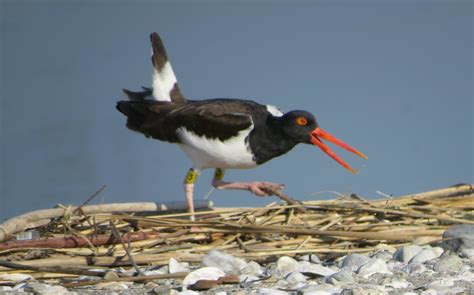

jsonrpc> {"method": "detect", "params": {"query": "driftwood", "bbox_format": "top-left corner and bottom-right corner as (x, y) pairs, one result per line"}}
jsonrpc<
(0, 200), (212, 242)
(0, 184), (471, 286)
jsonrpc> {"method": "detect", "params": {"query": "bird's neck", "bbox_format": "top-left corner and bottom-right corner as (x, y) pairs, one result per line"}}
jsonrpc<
(248, 116), (299, 165)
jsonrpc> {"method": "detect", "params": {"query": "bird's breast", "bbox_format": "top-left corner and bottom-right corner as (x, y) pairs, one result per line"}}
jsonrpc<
(177, 126), (257, 170)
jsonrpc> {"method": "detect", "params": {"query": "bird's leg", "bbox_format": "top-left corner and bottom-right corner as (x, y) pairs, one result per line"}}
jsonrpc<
(183, 168), (200, 221)
(211, 168), (284, 196)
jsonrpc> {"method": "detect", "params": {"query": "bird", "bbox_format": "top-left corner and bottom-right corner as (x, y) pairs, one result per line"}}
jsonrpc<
(117, 32), (368, 219)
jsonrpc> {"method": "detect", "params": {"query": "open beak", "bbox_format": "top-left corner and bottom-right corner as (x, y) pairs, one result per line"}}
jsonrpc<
(310, 127), (368, 174)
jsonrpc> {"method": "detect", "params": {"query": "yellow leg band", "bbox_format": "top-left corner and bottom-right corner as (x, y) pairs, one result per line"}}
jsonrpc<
(184, 168), (199, 184)
(214, 168), (225, 181)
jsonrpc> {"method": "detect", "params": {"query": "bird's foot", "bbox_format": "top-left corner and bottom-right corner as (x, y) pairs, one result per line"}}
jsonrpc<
(248, 181), (285, 196)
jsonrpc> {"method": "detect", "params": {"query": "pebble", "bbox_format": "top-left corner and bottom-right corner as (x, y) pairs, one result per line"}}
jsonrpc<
(343, 284), (387, 295)
(409, 248), (440, 264)
(257, 287), (289, 295)
(24, 282), (69, 294)
(372, 250), (393, 262)
(178, 290), (200, 295)
(420, 289), (438, 295)
(387, 279), (410, 289)
(0, 273), (34, 282)
(202, 250), (247, 274)
(325, 268), (354, 285)
(300, 283), (341, 294)
(393, 245), (423, 263)
(169, 257), (190, 273)
(182, 266), (225, 287)
(103, 270), (120, 280)
(285, 271), (307, 285)
(460, 248), (474, 259)
(299, 254), (321, 263)
(341, 253), (370, 270)
(241, 260), (263, 276)
(95, 281), (132, 291)
(275, 256), (300, 276)
(299, 261), (337, 277)
(433, 254), (463, 272)
(441, 223), (474, 252)
(357, 258), (392, 278)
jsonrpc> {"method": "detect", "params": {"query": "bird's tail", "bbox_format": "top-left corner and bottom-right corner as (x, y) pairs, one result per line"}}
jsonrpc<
(149, 32), (186, 103)
(116, 100), (152, 133)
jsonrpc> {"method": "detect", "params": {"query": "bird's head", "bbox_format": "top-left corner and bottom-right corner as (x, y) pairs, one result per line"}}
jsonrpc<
(280, 110), (368, 174)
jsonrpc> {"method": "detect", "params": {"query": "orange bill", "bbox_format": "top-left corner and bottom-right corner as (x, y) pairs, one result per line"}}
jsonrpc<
(310, 127), (368, 174)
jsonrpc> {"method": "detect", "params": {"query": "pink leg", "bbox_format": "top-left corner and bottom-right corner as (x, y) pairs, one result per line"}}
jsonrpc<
(211, 168), (284, 196)
(183, 168), (200, 221)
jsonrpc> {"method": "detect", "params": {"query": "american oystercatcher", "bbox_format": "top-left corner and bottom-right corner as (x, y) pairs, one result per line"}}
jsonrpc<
(117, 33), (367, 219)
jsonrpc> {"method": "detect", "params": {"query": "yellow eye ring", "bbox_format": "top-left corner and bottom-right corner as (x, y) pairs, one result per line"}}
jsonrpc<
(295, 117), (308, 126)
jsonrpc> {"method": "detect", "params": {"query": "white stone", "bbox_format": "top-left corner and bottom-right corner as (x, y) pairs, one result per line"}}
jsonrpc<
(0, 273), (34, 282)
(299, 261), (337, 277)
(420, 289), (438, 295)
(393, 245), (423, 263)
(357, 258), (392, 278)
(178, 291), (200, 295)
(276, 256), (300, 276)
(241, 261), (263, 276)
(202, 250), (247, 274)
(285, 271), (307, 285)
(257, 287), (289, 295)
(387, 280), (410, 289)
(409, 249), (440, 264)
(341, 253), (371, 270)
(460, 248), (474, 258)
(169, 257), (190, 273)
(182, 267), (225, 287)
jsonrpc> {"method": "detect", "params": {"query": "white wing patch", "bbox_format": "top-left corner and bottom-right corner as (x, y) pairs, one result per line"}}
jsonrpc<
(152, 61), (177, 102)
(266, 105), (283, 117)
(177, 126), (257, 170)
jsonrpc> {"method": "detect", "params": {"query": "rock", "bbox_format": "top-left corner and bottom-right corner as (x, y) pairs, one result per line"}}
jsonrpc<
(441, 224), (474, 252)
(433, 254), (463, 272)
(300, 283), (341, 294)
(24, 282), (69, 294)
(403, 262), (427, 274)
(95, 281), (132, 291)
(460, 248), (474, 258)
(341, 253), (370, 270)
(202, 250), (247, 274)
(420, 290), (438, 295)
(299, 254), (321, 263)
(144, 265), (169, 275)
(393, 245), (423, 263)
(169, 258), (190, 273)
(214, 292), (227, 295)
(409, 249), (440, 264)
(257, 288), (289, 295)
(0, 286), (12, 292)
(342, 284), (387, 295)
(275, 256), (300, 276)
(299, 261), (337, 277)
(387, 279), (410, 289)
(240, 261), (263, 276)
(427, 277), (455, 289)
(178, 291), (200, 295)
(103, 270), (120, 280)
(182, 267), (225, 288)
(372, 250), (393, 262)
(285, 271), (307, 285)
(431, 246), (444, 257)
(325, 268), (354, 285)
(357, 258), (392, 278)
(0, 273), (34, 282)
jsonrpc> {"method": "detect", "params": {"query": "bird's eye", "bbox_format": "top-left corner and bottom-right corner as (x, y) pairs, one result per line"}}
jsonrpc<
(295, 117), (308, 126)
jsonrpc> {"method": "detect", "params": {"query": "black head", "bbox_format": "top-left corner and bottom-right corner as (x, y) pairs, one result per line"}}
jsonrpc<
(277, 110), (368, 174)
(279, 110), (318, 144)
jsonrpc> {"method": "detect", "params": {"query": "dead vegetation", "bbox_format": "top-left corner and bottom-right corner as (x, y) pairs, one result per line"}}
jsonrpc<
(0, 184), (472, 286)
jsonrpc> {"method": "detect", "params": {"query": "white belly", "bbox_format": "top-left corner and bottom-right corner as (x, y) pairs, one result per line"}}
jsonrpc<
(177, 126), (257, 170)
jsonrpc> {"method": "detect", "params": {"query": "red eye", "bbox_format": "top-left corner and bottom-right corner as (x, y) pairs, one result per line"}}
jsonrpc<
(295, 117), (308, 126)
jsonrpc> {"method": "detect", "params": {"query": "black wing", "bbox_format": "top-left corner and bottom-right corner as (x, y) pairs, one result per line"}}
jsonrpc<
(117, 99), (268, 142)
